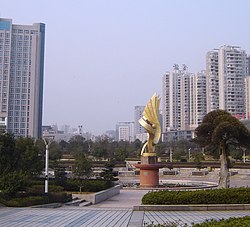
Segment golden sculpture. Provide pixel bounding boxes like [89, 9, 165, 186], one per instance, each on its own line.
[139, 93, 161, 156]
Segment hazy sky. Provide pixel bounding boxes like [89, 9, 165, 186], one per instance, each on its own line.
[1, 0, 250, 135]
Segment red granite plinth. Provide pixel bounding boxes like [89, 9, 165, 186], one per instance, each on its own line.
[134, 162, 165, 188]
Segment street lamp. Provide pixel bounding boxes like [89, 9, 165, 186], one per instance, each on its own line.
[243, 148, 246, 163]
[169, 148, 173, 162]
[188, 148, 191, 162]
[43, 136, 54, 194]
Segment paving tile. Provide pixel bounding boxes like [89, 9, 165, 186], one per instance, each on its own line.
[0, 207, 250, 227]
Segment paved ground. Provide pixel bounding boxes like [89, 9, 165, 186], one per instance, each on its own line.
[1, 206, 250, 227]
[1, 174, 250, 226]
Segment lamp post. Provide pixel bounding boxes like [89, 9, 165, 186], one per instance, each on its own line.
[243, 148, 246, 163]
[43, 136, 54, 194]
[188, 148, 191, 162]
[169, 148, 173, 162]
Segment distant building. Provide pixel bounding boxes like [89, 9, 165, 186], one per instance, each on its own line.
[134, 106, 146, 142]
[162, 129, 195, 142]
[162, 46, 249, 142]
[134, 106, 145, 134]
[0, 18, 45, 138]
[42, 125, 57, 138]
[206, 45, 248, 117]
[105, 130, 116, 140]
[116, 122, 134, 142]
[162, 67, 205, 132]
[135, 133, 147, 142]
[245, 76, 250, 118]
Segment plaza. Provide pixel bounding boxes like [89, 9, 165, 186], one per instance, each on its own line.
[1, 176, 250, 227]
[1, 206, 250, 227]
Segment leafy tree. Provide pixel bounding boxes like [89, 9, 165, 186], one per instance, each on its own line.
[0, 133, 18, 174]
[58, 140, 69, 151]
[15, 137, 43, 175]
[92, 137, 114, 161]
[0, 171, 30, 195]
[72, 154, 92, 179]
[193, 110, 250, 188]
[99, 159, 118, 182]
[49, 142, 62, 161]
[0, 134, 43, 195]
[114, 147, 128, 162]
[54, 167, 67, 186]
[0, 134, 43, 176]
[68, 135, 89, 155]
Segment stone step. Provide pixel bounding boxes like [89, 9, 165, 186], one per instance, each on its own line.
[79, 201, 92, 207]
[65, 199, 85, 206]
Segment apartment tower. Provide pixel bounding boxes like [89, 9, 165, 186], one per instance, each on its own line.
[0, 18, 45, 138]
[162, 66, 206, 134]
[206, 46, 247, 117]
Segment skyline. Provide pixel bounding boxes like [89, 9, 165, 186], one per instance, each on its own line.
[1, 0, 250, 135]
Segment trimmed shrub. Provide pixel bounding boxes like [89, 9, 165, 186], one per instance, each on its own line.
[48, 192, 72, 203]
[0, 190, 71, 207]
[80, 180, 113, 192]
[26, 184, 64, 194]
[62, 179, 114, 192]
[4, 196, 46, 207]
[193, 216, 250, 227]
[142, 188, 250, 205]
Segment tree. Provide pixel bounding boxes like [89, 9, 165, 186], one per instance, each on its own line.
[15, 137, 43, 175]
[0, 135, 43, 195]
[72, 153, 92, 179]
[0, 171, 30, 195]
[193, 110, 250, 188]
[0, 134, 43, 176]
[68, 135, 89, 155]
[99, 159, 118, 182]
[0, 133, 18, 175]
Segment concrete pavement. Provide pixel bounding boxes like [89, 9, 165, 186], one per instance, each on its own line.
[1, 174, 250, 226]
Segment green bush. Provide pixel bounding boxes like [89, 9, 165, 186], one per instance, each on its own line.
[61, 179, 114, 192]
[48, 192, 72, 203]
[26, 184, 64, 194]
[193, 216, 250, 227]
[80, 180, 113, 192]
[59, 179, 80, 191]
[0, 171, 30, 195]
[142, 188, 250, 205]
[4, 196, 46, 207]
[0, 191, 71, 207]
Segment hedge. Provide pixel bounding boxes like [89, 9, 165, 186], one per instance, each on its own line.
[142, 188, 250, 205]
[145, 216, 250, 227]
[60, 179, 114, 192]
[0, 191, 72, 207]
[193, 216, 250, 227]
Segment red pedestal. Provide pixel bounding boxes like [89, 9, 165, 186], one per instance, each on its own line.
[134, 163, 165, 188]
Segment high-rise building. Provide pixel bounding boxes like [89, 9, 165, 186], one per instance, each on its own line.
[206, 46, 247, 117]
[134, 106, 147, 142]
[162, 66, 207, 140]
[0, 18, 45, 138]
[195, 70, 207, 125]
[206, 50, 219, 112]
[115, 122, 134, 142]
[245, 76, 250, 118]
[134, 106, 146, 134]
[162, 67, 196, 132]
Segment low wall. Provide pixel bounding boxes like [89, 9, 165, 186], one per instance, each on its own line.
[72, 185, 121, 204]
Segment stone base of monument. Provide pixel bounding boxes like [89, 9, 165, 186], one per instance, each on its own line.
[134, 154, 165, 188]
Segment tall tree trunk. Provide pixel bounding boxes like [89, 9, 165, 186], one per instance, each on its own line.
[218, 141, 230, 188]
